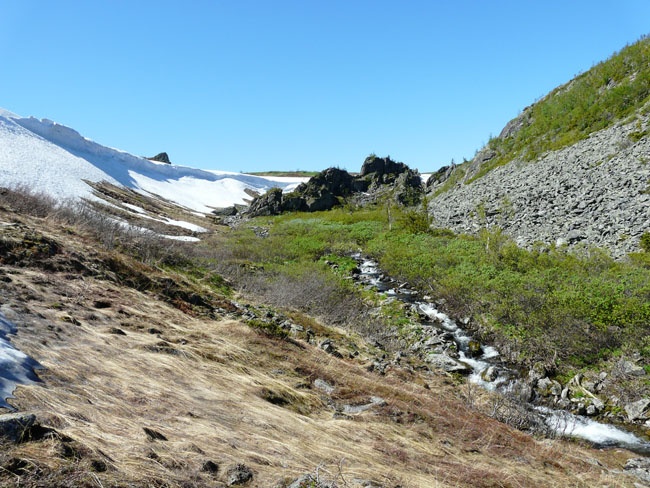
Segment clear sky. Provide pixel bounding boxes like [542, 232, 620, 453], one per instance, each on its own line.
[0, 1, 648, 173]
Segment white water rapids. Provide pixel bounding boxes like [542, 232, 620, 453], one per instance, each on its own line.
[356, 255, 650, 451]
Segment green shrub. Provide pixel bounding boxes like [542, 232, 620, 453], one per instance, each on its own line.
[640, 232, 650, 252]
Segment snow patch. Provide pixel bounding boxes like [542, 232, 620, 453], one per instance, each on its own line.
[0, 109, 310, 212]
[0, 312, 41, 410]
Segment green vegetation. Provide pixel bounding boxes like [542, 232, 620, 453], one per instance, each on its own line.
[471, 36, 650, 181]
[641, 232, 650, 252]
[201, 202, 650, 380]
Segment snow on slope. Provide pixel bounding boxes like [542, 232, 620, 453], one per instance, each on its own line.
[0, 108, 305, 213]
[0, 311, 41, 410]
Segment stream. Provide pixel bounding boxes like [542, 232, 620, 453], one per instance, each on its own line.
[353, 254, 650, 454]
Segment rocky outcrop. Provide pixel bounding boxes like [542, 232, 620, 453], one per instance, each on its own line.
[245, 188, 284, 217]
[427, 114, 650, 257]
[0, 413, 37, 443]
[146, 152, 172, 164]
[246, 156, 423, 217]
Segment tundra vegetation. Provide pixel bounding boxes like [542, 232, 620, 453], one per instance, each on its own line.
[216, 204, 650, 385]
[2, 34, 650, 487]
[471, 35, 650, 181]
[0, 184, 647, 487]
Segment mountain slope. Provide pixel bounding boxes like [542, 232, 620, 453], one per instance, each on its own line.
[0, 108, 303, 213]
[427, 36, 650, 257]
[0, 188, 641, 487]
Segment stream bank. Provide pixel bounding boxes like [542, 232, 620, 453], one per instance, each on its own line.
[350, 254, 650, 454]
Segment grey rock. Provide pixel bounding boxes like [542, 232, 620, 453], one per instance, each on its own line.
[536, 377, 562, 397]
[201, 460, 220, 474]
[625, 398, 650, 421]
[226, 463, 254, 485]
[212, 206, 238, 216]
[313, 378, 335, 394]
[341, 396, 386, 414]
[625, 457, 650, 483]
[527, 362, 547, 386]
[617, 359, 646, 377]
[319, 339, 342, 358]
[425, 353, 470, 374]
[427, 114, 650, 258]
[146, 152, 171, 164]
[287, 475, 333, 488]
[480, 366, 499, 382]
[246, 156, 423, 216]
[566, 229, 586, 244]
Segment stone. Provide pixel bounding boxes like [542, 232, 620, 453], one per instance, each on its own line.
[226, 463, 254, 485]
[624, 457, 650, 484]
[201, 460, 220, 474]
[0, 413, 36, 443]
[527, 362, 547, 386]
[245, 156, 423, 217]
[426, 113, 650, 258]
[319, 339, 342, 358]
[467, 340, 482, 358]
[287, 475, 330, 488]
[313, 378, 335, 394]
[617, 359, 646, 377]
[246, 187, 284, 217]
[566, 229, 586, 244]
[425, 353, 470, 374]
[146, 152, 171, 164]
[625, 398, 650, 421]
[143, 427, 167, 441]
[212, 206, 239, 216]
[536, 377, 562, 397]
[480, 366, 499, 382]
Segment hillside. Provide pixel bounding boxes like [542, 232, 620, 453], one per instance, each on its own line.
[0, 186, 647, 487]
[427, 36, 650, 257]
[4, 37, 650, 486]
[0, 108, 305, 213]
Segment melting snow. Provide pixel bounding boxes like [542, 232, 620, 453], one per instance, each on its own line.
[163, 235, 201, 242]
[0, 312, 41, 410]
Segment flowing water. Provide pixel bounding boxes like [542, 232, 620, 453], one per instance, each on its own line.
[354, 254, 650, 453]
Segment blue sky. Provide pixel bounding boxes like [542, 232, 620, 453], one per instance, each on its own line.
[1, 1, 648, 173]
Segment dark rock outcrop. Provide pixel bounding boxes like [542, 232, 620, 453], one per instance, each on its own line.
[246, 188, 284, 217]
[147, 152, 171, 164]
[246, 156, 423, 217]
[0, 413, 36, 443]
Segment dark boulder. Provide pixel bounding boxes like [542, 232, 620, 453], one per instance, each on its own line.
[246, 188, 284, 217]
[360, 155, 411, 183]
[296, 167, 355, 198]
[0, 413, 36, 443]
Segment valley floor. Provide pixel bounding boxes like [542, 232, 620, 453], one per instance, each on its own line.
[0, 206, 644, 487]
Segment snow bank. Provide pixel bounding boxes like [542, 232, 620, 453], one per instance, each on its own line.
[0, 109, 309, 213]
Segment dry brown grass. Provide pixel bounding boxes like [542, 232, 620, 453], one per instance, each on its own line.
[0, 201, 642, 487]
